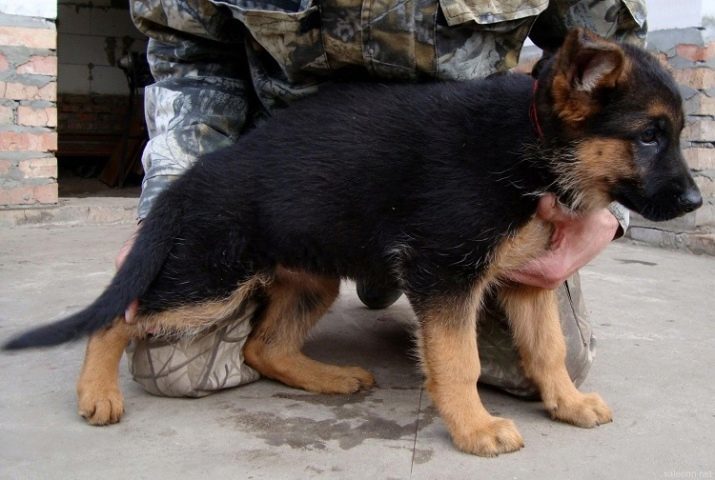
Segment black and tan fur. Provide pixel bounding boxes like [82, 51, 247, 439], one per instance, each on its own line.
[4, 30, 701, 456]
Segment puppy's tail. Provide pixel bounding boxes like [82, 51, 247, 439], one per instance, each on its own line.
[3, 204, 180, 350]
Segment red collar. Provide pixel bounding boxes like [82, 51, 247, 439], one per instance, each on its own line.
[529, 79, 544, 139]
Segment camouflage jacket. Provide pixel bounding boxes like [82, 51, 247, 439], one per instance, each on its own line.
[130, 0, 646, 218]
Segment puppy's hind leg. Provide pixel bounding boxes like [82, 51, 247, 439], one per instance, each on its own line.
[498, 285, 612, 427]
[76, 321, 135, 425]
[244, 267, 374, 394]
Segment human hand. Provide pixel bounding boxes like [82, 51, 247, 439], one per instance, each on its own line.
[506, 194, 619, 289]
[116, 225, 140, 324]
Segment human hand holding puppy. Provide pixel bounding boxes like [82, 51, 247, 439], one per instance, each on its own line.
[506, 193, 620, 289]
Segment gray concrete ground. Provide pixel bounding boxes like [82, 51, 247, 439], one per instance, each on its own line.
[0, 222, 713, 480]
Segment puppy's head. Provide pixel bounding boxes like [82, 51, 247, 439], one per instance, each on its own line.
[536, 29, 702, 221]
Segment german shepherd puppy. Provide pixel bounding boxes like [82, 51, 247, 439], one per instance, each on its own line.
[4, 29, 701, 456]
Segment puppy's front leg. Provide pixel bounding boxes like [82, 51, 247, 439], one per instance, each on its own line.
[76, 321, 133, 425]
[499, 285, 612, 427]
[415, 288, 524, 456]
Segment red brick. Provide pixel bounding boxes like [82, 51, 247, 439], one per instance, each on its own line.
[703, 96, 715, 116]
[17, 106, 57, 127]
[683, 118, 715, 142]
[0, 82, 37, 100]
[0, 26, 55, 49]
[684, 148, 715, 170]
[38, 82, 57, 101]
[673, 68, 715, 90]
[0, 158, 13, 175]
[676, 42, 715, 62]
[694, 175, 714, 197]
[36, 181, 58, 203]
[687, 93, 715, 116]
[0, 131, 57, 152]
[18, 157, 57, 178]
[0, 104, 13, 124]
[677, 44, 703, 62]
[0, 82, 56, 101]
[16, 55, 57, 76]
[707, 43, 715, 61]
[0, 182, 57, 206]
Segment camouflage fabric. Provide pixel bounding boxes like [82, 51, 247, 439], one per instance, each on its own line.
[478, 274, 594, 397]
[130, 0, 646, 217]
[126, 0, 645, 397]
[127, 302, 261, 397]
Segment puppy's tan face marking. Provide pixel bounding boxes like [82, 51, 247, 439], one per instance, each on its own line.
[572, 138, 637, 210]
[647, 101, 683, 133]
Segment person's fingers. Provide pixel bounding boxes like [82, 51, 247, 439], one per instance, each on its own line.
[535, 194, 558, 221]
[536, 194, 575, 224]
[125, 300, 139, 324]
[505, 255, 563, 289]
[533, 195, 565, 249]
[115, 228, 138, 270]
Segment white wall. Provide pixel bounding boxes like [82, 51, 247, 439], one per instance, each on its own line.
[57, 0, 147, 95]
[648, 0, 705, 30]
[0, 0, 56, 19]
[703, 0, 715, 18]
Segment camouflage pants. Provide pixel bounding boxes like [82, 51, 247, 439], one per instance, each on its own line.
[128, 275, 593, 398]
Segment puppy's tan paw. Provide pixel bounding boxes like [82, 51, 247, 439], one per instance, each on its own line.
[312, 366, 375, 394]
[77, 386, 124, 426]
[452, 417, 525, 457]
[550, 392, 613, 428]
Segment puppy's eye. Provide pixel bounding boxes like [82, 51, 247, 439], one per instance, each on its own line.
[640, 128, 658, 144]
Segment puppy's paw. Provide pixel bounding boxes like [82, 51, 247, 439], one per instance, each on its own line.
[316, 366, 375, 394]
[77, 385, 124, 426]
[451, 417, 524, 457]
[550, 392, 612, 428]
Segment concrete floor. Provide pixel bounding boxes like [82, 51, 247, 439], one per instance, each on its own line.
[0, 223, 713, 479]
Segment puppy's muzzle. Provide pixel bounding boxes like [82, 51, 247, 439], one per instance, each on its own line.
[677, 187, 703, 214]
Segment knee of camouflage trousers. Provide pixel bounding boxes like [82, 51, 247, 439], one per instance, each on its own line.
[477, 273, 595, 398]
[127, 303, 261, 398]
[127, 274, 594, 398]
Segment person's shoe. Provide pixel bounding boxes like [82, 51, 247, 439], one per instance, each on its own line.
[356, 279, 402, 310]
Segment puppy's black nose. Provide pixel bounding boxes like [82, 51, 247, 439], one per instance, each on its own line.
[678, 188, 703, 213]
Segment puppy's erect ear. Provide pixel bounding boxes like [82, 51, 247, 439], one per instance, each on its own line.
[551, 29, 627, 123]
[566, 29, 625, 91]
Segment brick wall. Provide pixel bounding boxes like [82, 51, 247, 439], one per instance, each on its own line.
[0, 11, 57, 207]
[626, 27, 715, 255]
[60, 94, 138, 136]
[58, 93, 144, 162]
[0, 1, 146, 208]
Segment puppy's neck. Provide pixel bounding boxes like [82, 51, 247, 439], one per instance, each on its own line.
[523, 140, 612, 214]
